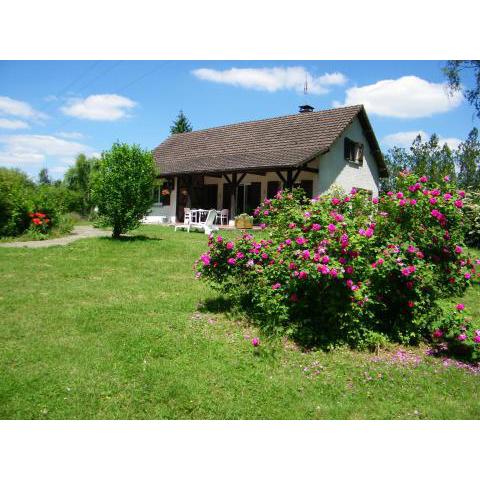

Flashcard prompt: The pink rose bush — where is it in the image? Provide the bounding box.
[195,173,478,356]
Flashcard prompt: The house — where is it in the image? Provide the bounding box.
[150,104,387,223]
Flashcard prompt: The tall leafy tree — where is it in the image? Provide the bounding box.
[457,127,480,190]
[38,168,51,185]
[170,110,192,134]
[64,153,99,215]
[381,133,457,191]
[444,61,480,118]
[92,142,156,238]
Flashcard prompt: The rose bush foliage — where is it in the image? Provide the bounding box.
[195,172,479,360]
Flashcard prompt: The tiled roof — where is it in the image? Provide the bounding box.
[153,105,387,177]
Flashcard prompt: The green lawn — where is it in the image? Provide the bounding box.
[1,226,479,419]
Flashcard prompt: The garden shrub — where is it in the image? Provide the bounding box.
[91,142,156,238]
[195,172,480,361]
[0,167,34,236]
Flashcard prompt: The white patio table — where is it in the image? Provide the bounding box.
[190,209,209,223]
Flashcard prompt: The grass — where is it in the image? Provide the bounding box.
[1,226,479,419]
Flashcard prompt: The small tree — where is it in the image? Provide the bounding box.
[170,110,192,134]
[38,168,51,185]
[92,142,156,238]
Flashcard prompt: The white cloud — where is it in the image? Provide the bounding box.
[0,118,29,130]
[382,130,462,150]
[61,94,136,121]
[192,67,347,94]
[0,134,95,168]
[56,131,84,139]
[337,76,462,118]
[0,96,47,120]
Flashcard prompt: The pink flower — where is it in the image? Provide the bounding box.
[288,223,296,229]
[377,258,384,265]
[399,199,407,207]
[372,197,379,204]
[252,337,260,347]
[296,237,307,245]
[302,249,311,260]
[444,175,450,182]
[272,282,281,290]
[387,191,394,196]
[236,252,245,259]
[259,223,266,230]
[304,211,311,218]
[396,192,404,199]
[410,199,417,205]
[200,254,211,266]
[455,245,463,254]
[216,236,223,243]
[474,336,480,344]
[327,224,336,233]
[226,241,234,250]
[345,265,354,274]
[311,223,321,231]
[429,197,438,205]
[433,329,443,338]
[227,258,236,265]
[408,300,415,308]
[457,333,467,341]
[454,199,463,208]
[420,176,428,183]
[285,238,292,245]
[290,293,299,302]
[407,245,416,253]
[331,198,341,206]
[321,255,330,264]
[465,272,471,280]
[456,303,465,311]
[458,190,466,198]
[443,193,452,201]
[298,271,308,280]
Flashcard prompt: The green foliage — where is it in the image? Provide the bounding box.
[457,128,480,190]
[92,142,157,238]
[170,110,192,134]
[38,167,52,185]
[462,191,480,247]
[0,167,35,236]
[0,167,76,239]
[63,153,100,215]
[382,134,457,191]
[444,60,480,119]
[197,173,478,360]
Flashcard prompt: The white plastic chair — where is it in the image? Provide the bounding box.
[218,209,229,225]
[175,209,218,235]
[183,208,191,224]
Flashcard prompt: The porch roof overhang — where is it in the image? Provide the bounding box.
[158,150,324,178]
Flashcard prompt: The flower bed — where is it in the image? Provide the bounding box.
[195,172,480,361]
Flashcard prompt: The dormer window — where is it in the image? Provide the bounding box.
[344,137,364,165]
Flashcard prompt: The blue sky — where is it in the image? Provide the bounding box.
[0,60,478,179]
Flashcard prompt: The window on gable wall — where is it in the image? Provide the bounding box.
[344,137,364,165]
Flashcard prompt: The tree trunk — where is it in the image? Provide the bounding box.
[112,225,122,238]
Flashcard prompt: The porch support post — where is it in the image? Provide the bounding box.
[285,169,293,189]
[230,172,238,219]
[276,171,286,184]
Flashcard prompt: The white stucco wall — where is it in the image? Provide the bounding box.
[316,117,380,196]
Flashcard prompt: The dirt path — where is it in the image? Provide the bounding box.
[0,225,111,249]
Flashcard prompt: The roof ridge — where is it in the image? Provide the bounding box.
[164,104,363,138]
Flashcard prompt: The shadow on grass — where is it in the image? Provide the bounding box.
[198,296,234,314]
[99,235,164,242]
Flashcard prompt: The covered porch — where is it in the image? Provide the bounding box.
[164,163,318,223]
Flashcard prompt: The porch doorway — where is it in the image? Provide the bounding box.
[222,182,261,216]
